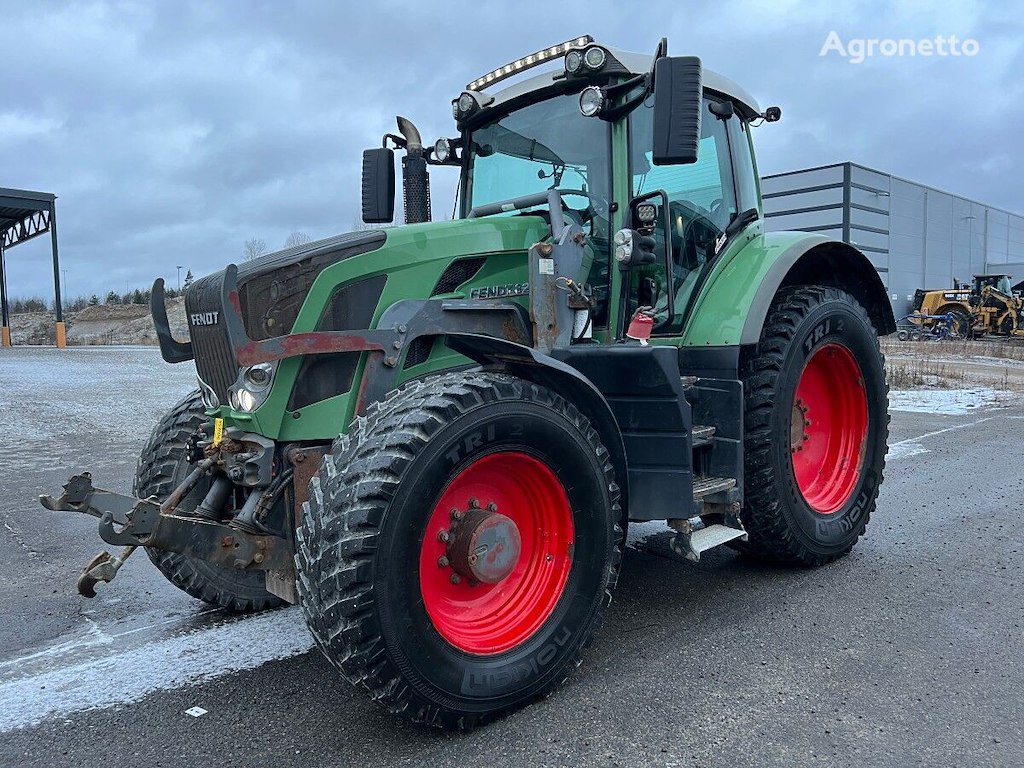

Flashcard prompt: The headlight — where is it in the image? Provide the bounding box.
[564,49,583,74]
[434,137,451,162]
[583,46,607,70]
[579,86,606,117]
[231,388,259,413]
[243,362,274,390]
[229,363,276,413]
[614,229,633,263]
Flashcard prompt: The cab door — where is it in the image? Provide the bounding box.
[624,96,757,336]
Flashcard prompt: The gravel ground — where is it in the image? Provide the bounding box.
[1,346,1022,768]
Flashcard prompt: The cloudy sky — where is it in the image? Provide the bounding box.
[2,0,1020,300]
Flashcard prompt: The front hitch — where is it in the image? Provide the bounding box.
[40,471,292,598]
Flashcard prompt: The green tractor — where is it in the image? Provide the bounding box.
[43,36,893,728]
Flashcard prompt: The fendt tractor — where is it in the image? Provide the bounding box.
[43,37,894,727]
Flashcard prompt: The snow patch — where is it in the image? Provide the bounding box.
[0,608,314,732]
[889,388,1001,415]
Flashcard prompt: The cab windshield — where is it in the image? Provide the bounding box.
[465,94,611,221]
[464,93,613,325]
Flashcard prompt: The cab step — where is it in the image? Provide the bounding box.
[692,475,735,500]
[692,424,715,448]
[669,522,747,562]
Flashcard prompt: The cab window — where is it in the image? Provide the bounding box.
[627,98,738,333]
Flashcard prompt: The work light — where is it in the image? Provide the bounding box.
[565,49,583,75]
[579,86,606,117]
[434,138,452,162]
[466,35,592,91]
[583,46,607,70]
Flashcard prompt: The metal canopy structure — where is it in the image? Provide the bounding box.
[0,187,64,347]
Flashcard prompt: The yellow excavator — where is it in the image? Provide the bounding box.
[912,274,1024,338]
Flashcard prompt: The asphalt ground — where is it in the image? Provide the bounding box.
[1,346,1022,768]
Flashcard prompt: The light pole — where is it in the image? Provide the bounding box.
[176,265,182,292]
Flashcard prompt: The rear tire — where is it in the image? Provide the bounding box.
[739,286,888,565]
[295,371,623,729]
[134,390,283,612]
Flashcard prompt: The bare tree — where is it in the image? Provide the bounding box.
[244,237,268,261]
[284,231,312,248]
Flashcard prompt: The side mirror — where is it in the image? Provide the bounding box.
[361,147,395,224]
[651,56,702,166]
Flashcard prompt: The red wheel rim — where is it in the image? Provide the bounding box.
[790,342,868,514]
[419,452,574,655]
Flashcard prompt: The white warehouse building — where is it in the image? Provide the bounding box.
[761,162,1024,317]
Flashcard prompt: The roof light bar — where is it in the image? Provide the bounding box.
[466,35,593,91]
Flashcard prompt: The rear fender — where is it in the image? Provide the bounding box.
[681,232,896,347]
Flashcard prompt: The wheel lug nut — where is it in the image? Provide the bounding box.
[450,573,461,585]
[437,529,449,542]
[437,555,449,568]
[450,509,463,522]
[468,497,479,509]
[486,502,497,512]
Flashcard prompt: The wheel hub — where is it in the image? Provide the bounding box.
[443,502,522,584]
[790,398,810,453]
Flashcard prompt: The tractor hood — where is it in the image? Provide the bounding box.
[167,216,549,401]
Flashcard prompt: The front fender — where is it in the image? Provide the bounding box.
[444,333,630,521]
[681,229,895,347]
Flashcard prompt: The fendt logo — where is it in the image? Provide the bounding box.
[190,311,220,326]
[470,283,530,300]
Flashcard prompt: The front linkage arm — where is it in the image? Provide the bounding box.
[40,470,291,598]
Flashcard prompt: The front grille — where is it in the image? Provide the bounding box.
[184,230,387,403]
[185,273,238,401]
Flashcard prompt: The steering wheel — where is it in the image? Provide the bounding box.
[469,188,608,233]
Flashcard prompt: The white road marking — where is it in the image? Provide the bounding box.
[0,608,314,732]
[886,442,930,461]
[885,415,996,462]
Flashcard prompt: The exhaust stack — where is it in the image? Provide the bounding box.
[397,116,431,224]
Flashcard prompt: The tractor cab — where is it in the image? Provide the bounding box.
[362,36,776,342]
[973,273,1014,296]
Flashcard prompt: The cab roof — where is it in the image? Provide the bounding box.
[476,44,762,120]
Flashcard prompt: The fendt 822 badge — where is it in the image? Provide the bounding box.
[42,36,893,728]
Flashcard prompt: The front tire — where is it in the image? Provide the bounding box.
[739,286,888,565]
[134,390,283,612]
[295,371,623,729]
